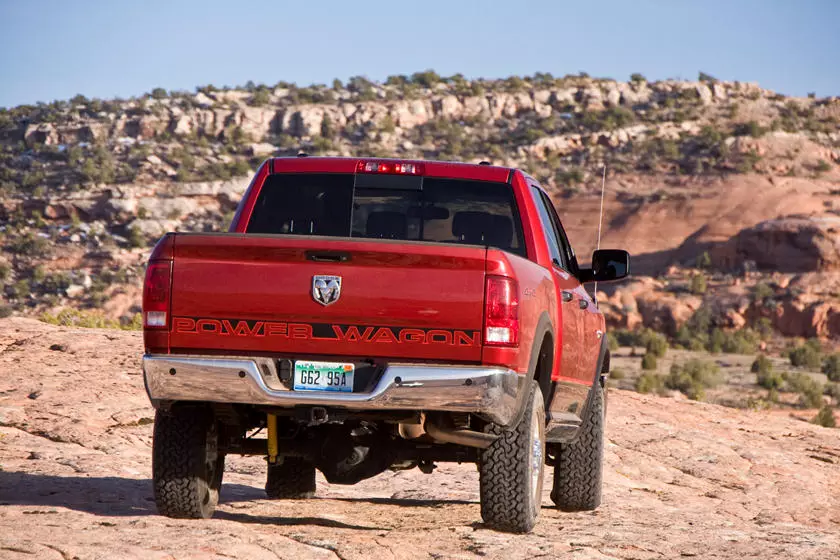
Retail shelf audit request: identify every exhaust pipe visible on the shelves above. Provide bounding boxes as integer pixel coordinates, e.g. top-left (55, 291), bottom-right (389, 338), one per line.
top-left (424, 419), bottom-right (498, 449)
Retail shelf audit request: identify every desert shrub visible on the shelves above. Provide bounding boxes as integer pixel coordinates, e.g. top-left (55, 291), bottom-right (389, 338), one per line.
top-left (0, 304), bottom-right (13, 318)
top-left (689, 272), bottom-right (707, 294)
top-left (610, 368), bottom-right (626, 380)
top-left (40, 272), bottom-right (72, 294)
top-left (641, 352), bottom-right (658, 370)
top-left (824, 382), bottom-right (840, 401)
top-left (751, 282), bottom-right (775, 303)
top-left (6, 232), bottom-right (49, 255)
top-left (636, 372), bottom-right (663, 394)
top-left (721, 328), bottom-right (760, 354)
top-left (733, 121), bottom-right (766, 138)
top-left (664, 359), bottom-right (723, 400)
top-left (812, 405), bottom-right (836, 428)
top-left (607, 331), bottom-right (619, 352)
top-left (39, 308), bottom-right (132, 329)
top-left (250, 88), bottom-right (271, 106)
top-left (757, 369), bottom-right (784, 390)
top-left (815, 159), bottom-right (832, 174)
top-left (822, 353), bottom-right (840, 382)
top-left (698, 72), bottom-right (717, 83)
top-left (630, 73), bottom-right (646, 83)
top-left (613, 328), bottom-right (644, 347)
top-left (320, 115), bottom-right (336, 137)
top-left (122, 312), bottom-right (143, 330)
top-left (707, 328), bottom-right (726, 353)
top-left (695, 251), bottom-right (712, 269)
top-left (751, 354), bottom-right (773, 375)
top-left (379, 114), bottom-right (396, 133)
top-left (645, 331), bottom-right (669, 358)
top-left (783, 371), bottom-right (825, 407)
top-left (789, 339), bottom-right (822, 370)
top-left (127, 225), bottom-right (146, 248)
top-left (555, 168), bottom-right (584, 185)
top-left (410, 70), bottom-right (441, 88)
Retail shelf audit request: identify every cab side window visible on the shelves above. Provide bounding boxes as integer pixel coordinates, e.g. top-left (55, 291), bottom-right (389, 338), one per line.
top-left (529, 186), bottom-right (566, 269)
top-left (539, 190), bottom-right (578, 274)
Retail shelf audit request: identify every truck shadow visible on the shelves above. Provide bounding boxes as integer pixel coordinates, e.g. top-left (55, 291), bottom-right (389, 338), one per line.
top-left (0, 471), bottom-right (392, 530)
top-left (330, 496), bottom-right (476, 507)
top-left (0, 471), bottom-right (263, 517)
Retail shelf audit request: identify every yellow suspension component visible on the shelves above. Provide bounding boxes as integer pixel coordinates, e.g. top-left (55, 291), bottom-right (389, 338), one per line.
top-left (267, 413), bottom-right (278, 464)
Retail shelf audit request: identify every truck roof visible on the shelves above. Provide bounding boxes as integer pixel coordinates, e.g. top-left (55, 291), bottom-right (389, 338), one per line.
top-left (270, 156), bottom-right (514, 184)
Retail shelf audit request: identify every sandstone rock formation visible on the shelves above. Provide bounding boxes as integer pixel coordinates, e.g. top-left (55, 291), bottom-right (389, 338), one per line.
top-left (0, 318), bottom-right (837, 559)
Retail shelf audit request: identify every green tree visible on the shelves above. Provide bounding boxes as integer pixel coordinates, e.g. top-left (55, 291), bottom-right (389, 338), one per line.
top-left (822, 353), bottom-right (840, 382)
top-left (320, 115), bottom-right (335, 138)
top-left (645, 332), bottom-right (669, 358)
top-left (690, 272), bottom-right (707, 294)
top-left (751, 354), bottom-right (772, 375)
top-left (789, 340), bottom-right (822, 370)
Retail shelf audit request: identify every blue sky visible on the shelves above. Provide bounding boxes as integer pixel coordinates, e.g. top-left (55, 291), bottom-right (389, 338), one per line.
top-left (1, 0), bottom-right (838, 107)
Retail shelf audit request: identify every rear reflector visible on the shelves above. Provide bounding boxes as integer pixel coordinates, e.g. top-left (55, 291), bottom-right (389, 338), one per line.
top-left (143, 260), bottom-right (172, 329)
top-left (356, 160), bottom-right (424, 175)
top-left (484, 276), bottom-right (519, 346)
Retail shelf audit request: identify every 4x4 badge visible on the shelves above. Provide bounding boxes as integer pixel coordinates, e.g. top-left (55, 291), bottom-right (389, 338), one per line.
top-left (312, 275), bottom-right (342, 306)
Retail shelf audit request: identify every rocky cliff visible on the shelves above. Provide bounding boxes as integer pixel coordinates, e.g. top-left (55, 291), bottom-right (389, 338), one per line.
top-left (1, 72), bottom-right (839, 335)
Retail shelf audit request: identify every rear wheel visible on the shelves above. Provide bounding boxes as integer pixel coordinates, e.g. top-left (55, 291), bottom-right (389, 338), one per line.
top-left (550, 382), bottom-right (605, 511)
top-left (479, 381), bottom-right (545, 533)
top-left (265, 457), bottom-right (317, 499)
top-left (153, 406), bottom-right (225, 519)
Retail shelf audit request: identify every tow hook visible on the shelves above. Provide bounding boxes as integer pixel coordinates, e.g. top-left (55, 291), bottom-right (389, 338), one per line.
top-left (310, 407), bottom-right (329, 425)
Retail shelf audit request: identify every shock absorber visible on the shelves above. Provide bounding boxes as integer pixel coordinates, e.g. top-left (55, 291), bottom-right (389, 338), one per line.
top-left (267, 413), bottom-right (278, 464)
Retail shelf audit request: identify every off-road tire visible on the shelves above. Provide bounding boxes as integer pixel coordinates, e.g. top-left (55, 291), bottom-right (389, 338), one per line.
top-left (152, 406), bottom-right (225, 519)
top-left (265, 458), bottom-right (317, 499)
top-left (550, 382), bottom-right (605, 511)
top-left (479, 381), bottom-right (545, 533)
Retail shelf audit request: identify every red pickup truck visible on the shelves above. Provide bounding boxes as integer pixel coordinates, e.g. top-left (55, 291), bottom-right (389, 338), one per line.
top-left (142, 156), bottom-right (629, 533)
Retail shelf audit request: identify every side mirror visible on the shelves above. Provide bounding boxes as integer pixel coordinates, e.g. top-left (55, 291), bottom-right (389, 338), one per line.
top-left (579, 249), bottom-right (630, 283)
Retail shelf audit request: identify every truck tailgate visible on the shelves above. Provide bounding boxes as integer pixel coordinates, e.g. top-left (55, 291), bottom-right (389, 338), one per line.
top-left (168, 234), bottom-right (486, 362)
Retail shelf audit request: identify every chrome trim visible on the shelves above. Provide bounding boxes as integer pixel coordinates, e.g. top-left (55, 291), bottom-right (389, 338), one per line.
top-left (143, 355), bottom-right (527, 426)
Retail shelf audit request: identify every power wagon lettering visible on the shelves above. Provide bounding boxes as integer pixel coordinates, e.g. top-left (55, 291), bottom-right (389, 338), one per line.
top-left (172, 317), bottom-right (479, 347)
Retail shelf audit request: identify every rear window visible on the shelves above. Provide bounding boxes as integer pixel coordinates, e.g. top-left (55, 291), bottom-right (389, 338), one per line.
top-left (247, 173), bottom-right (526, 257)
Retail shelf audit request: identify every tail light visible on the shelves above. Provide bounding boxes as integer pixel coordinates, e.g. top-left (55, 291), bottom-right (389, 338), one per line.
top-left (143, 261), bottom-right (172, 329)
top-left (484, 276), bottom-right (519, 346)
top-left (356, 160), bottom-right (424, 175)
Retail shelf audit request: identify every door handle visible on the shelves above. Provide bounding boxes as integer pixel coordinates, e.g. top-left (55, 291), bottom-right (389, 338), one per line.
top-left (561, 290), bottom-right (574, 303)
top-left (579, 299), bottom-right (589, 310)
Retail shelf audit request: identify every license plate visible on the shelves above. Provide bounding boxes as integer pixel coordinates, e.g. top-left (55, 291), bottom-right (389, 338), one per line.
top-left (293, 361), bottom-right (355, 392)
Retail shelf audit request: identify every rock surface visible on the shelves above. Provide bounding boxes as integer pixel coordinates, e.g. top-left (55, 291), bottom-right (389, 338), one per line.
top-left (711, 216), bottom-right (840, 273)
top-left (0, 318), bottom-right (838, 559)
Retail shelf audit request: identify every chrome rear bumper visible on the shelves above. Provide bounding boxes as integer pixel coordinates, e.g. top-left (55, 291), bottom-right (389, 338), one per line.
top-left (143, 354), bottom-right (527, 426)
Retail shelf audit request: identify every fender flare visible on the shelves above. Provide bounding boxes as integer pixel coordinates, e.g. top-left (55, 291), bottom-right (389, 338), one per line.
top-left (527, 312), bottom-right (556, 413)
top-left (497, 312), bottom-right (555, 430)
top-left (561, 332), bottom-right (609, 444)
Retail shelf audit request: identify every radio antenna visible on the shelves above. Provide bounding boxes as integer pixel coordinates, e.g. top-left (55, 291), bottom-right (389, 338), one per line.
top-left (593, 165), bottom-right (607, 297)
